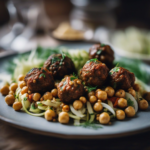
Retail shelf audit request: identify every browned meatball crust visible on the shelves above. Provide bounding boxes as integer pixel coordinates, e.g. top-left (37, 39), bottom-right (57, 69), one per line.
top-left (57, 76), bottom-right (85, 103)
top-left (24, 68), bottom-right (54, 93)
top-left (80, 59), bottom-right (109, 87)
top-left (109, 67), bottom-right (135, 90)
top-left (89, 43), bottom-right (114, 68)
top-left (43, 54), bottom-right (75, 79)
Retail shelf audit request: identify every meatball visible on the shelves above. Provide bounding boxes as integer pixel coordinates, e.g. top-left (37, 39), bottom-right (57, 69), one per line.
top-left (80, 59), bottom-right (109, 87)
top-left (109, 67), bottom-right (135, 90)
top-left (43, 54), bottom-right (75, 79)
top-left (24, 68), bottom-right (54, 93)
top-left (89, 43), bottom-right (114, 68)
top-left (57, 76), bottom-right (85, 103)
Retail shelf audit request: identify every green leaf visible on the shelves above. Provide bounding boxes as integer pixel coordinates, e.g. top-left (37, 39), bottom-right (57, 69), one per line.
top-left (96, 49), bottom-right (102, 55)
top-left (51, 57), bottom-right (60, 64)
top-left (39, 73), bottom-right (45, 78)
top-left (24, 97), bottom-right (27, 101)
top-left (77, 121), bottom-right (102, 130)
top-left (70, 72), bottom-right (78, 81)
top-left (86, 58), bottom-right (99, 64)
top-left (31, 103), bottom-right (36, 109)
top-left (85, 84), bottom-right (97, 92)
top-left (127, 98), bottom-right (134, 107)
top-left (37, 102), bottom-right (42, 106)
top-left (109, 67), bottom-right (120, 75)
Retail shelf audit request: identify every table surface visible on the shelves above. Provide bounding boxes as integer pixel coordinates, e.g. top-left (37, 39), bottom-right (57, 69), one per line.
top-left (0, 119), bottom-right (150, 150)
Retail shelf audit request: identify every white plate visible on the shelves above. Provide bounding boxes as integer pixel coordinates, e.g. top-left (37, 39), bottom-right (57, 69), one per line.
top-left (0, 43), bottom-right (150, 139)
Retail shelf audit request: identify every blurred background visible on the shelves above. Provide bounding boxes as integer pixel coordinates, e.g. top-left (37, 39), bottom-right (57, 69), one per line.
top-left (0, 0), bottom-right (150, 62)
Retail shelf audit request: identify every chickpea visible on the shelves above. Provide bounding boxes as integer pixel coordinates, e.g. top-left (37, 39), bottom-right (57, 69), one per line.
top-left (9, 90), bottom-right (14, 95)
top-left (55, 83), bottom-right (59, 88)
top-left (99, 112), bottom-right (110, 124)
top-left (89, 95), bottom-right (97, 103)
top-left (33, 93), bottom-right (41, 101)
top-left (9, 83), bottom-right (18, 92)
top-left (33, 80), bottom-right (36, 83)
top-left (116, 110), bottom-right (125, 120)
top-left (69, 81), bottom-right (73, 86)
top-left (76, 80), bottom-right (81, 84)
top-left (21, 86), bottom-right (28, 95)
top-left (105, 86), bottom-right (115, 97)
top-left (45, 109), bottom-right (56, 121)
top-left (73, 100), bottom-right (83, 110)
top-left (93, 102), bottom-right (103, 112)
top-left (95, 89), bottom-right (101, 93)
top-left (19, 81), bottom-right (26, 89)
top-left (128, 89), bottom-right (136, 97)
top-left (13, 102), bottom-right (22, 111)
top-left (115, 89), bottom-right (125, 98)
top-left (18, 74), bottom-right (25, 81)
top-left (0, 85), bottom-right (9, 96)
top-left (133, 84), bottom-right (140, 92)
top-left (43, 92), bottom-right (53, 100)
top-left (125, 106), bottom-right (135, 117)
top-left (58, 112), bottom-right (69, 124)
top-left (79, 97), bottom-right (87, 104)
top-left (143, 92), bottom-right (150, 101)
top-left (5, 95), bottom-right (15, 105)
top-left (138, 100), bottom-right (149, 110)
top-left (96, 90), bottom-right (107, 101)
top-left (51, 89), bottom-right (58, 97)
top-left (117, 98), bottom-right (127, 108)
top-left (62, 105), bottom-right (70, 112)
top-left (88, 91), bottom-right (95, 97)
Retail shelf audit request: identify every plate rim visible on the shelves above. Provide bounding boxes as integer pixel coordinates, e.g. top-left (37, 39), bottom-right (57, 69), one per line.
top-left (0, 113), bottom-right (150, 139)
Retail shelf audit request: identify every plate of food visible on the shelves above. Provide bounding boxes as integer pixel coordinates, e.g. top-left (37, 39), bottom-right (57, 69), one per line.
top-left (0, 43), bottom-right (150, 139)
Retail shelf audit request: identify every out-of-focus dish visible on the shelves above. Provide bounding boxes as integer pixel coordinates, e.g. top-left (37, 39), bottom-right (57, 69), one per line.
top-left (52, 22), bottom-right (84, 41)
top-left (111, 27), bottom-right (150, 62)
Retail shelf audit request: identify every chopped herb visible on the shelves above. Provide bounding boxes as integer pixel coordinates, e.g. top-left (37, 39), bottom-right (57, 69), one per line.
top-left (96, 49), bottom-right (102, 55)
top-left (115, 63), bottom-right (119, 67)
top-left (77, 121), bottom-right (102, 130)
top-left (42, 69), bottom-right (46, 73)
top-left (101, 43), bottom-right (105, 47)
top-left (70, 76), bottom-right (77, 81)
top-left (39, 73), bottom-right (45, 78)
top-left (51, 57), bottom-right (60, 64)
top-left (70, 72), bottom-right (78, 81)
top-left (61, 52), bottom-right (66, 60)
top-left (90, 112), bottom-right (96, 115)
top-left (27, 68), bottom-right (35, 74)
top-left (85, 84), bottom-right (97, 92)
top-left (59, 52), bottom-right (66, 66)
top-left (109, 67), bottom-right (120, 75)
top-left (139, 98), bottom-right (143, 101)
top-left (37, 102), bottom-right (42, 106)
top-left (86, 58), bottom-right (99, 64)
top-left (15, 94), bottom-right (18, 99)
top-left (31, 103), bottom-right (36, 109)
top-left (85, 71), bottom-right (89, 73)
top-left (50, 107), bottom-right (53, 110)
top-left (127, 98), bottom-right (134, 107)
top-left (61, 80), bottom-right (67, 91)
top-left (24, 97), bottom-right (27, 101)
